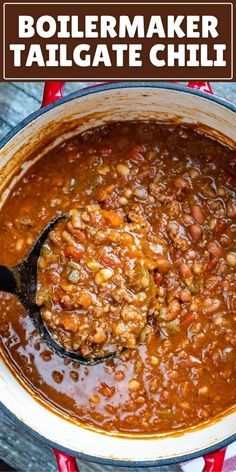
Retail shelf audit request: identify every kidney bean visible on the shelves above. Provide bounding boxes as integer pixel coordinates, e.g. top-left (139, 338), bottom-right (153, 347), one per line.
top-left (179, 288), bottom-right (192, 303)
top-left (155, 257), bottom-right (172, 274)
top-left (191, 205), bottom-right (204, 224)
top-left (227, 199), bottom-right (236, 218)
top-left (207, 241), bottom-right (222, 258)
top-left (182, 214), bottom-right (194, 226)
top-left (189, 224), bottom-right (202, 242)
top-left (214, 220), bottom-right (227, 236)
top-left (179, 263), bottom-right (193, 280)
top-left (166, 299), bottom-right (181, 321)
top-left (174, 177), bottom-right (189, 189)
top-left (203, 298), bottom-right (221, 314)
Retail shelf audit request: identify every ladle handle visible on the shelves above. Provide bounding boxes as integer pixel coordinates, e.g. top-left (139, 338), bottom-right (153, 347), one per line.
top-left (0, 265), bottom-right (17, 294)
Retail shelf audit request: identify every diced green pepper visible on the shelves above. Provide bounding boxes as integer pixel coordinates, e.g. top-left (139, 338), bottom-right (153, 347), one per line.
top-left (67, 261), bottom-right (80, 270)
top-left (68, 270), bottom-right (80, 283)
top-left (167, 323), bottom-right (180, 335)
top-left (41, 245), bottom-right (52, 256)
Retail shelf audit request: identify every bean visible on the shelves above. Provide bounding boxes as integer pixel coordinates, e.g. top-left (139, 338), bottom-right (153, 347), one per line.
top-left (129, 379), bottom-right (141, 391)
top-left (189, 168), bottom-right (199, 178)
top-left (136, 396), bottom-right (145, 405)
top-left (116, 163), bottom-right (130, 175)
top-left (214, 220), bottom-right (227, 236)
top-left (227, 199), bottom-right (236, 218)
top-left (124, 189), bottom-right (133, 198)
top-left (167, 299), bottom-right (181, 321)
top-left (133, 187), bottom-right (148, 200)
top-left (155, 257), bottom-right (171, 274)
top-left (217, 187), bottom-right (226, 197)
top-left (203, 299), bottom-right (221, 314)
top-left (95, 268), bottom-right (114, 285)
top-left (98, 384), bottom-right (115, 398)
top-left (114, 371), bottom-right (125, 381)
top-left (87, 260), bottom-right (102, 271)
top-left (179, 263), bottom-right (192, 280)
top-left (69, 371), bottom-right (79, 382)
top-left (189, 224), bottom-right (202, 242)
top-left (207, 241), bottom-right (222, 258)
top-left (40, 350), bottom-right (52, 362)
top-left (141, 274), bottom-right (150, 288)
top-left (158, 286), bottom-right (165, 297)
top-left (174, 177), bottom-right (189, 189)
top-left (93, 328), bottom-right (107, 344)
top-left (69, 209), bottom-right (84, 229)
top-left (148, 195), bottom-right (155, 203)
top-left (52, 371), bottom-right (63, 384)
top-left (179, 289), bottom-right (192, 303)
top-left (226, 252), bottom-right (236, 267)
top-left (38, 257), bottom-right (47, 269)
top-left (98, 165), bottom-right (110, 175)
top-left (149, 356), bottom-right (159, 366)
top-left (119, 197), bottom-right (128, 205)
top-left (193, 262), bottom-right (203, 274)
top-left (182, 214), bottom-right (194, 225)
top-left (192, 205), bottom-right (204, 224)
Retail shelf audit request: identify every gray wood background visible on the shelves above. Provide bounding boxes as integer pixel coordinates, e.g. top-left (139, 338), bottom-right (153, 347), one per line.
top-left (0, 82), bottom-right (235, 472)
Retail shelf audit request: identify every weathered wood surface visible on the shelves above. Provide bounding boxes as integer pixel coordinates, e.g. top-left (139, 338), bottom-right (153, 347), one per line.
top-left (0, 81), bottom-right (235, 472)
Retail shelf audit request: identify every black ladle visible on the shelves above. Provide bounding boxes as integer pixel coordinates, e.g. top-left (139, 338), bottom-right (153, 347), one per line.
top-left (0, 215), bottom-right (115, 365)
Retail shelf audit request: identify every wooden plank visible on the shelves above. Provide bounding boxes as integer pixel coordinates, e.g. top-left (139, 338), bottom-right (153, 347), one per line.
top-left (0, 118), bottom-right (12, 141)
top-left (0, 83), bottom-right (41, 127)
top-left (11, 82), bottom-right (44, 101)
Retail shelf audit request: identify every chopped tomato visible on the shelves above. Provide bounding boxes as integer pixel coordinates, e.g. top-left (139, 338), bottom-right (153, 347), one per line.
top-left (99, 253), bottom-right (120, 267)
top-left (102, 210), bottom-right (124, 228)
top-left (65, 245), bottom-right (84, 260)
top-left (180, 312), bottom-right (196, 327)
top-left (100, 148), bottom-right (112, 157)
top-left (96, 187), bottom-right (109, 202)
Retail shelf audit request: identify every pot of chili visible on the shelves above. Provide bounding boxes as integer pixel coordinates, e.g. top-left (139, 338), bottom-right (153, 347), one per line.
top-left (0, 81), bottom-right (235, 471)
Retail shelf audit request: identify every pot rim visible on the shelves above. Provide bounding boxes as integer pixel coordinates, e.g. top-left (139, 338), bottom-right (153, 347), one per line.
top-left (0, 81), bottom-right (235, 467)
top-left (0, 82), bottom-right (235, 154)
top-left (1, 399), bottom-right (236, 468)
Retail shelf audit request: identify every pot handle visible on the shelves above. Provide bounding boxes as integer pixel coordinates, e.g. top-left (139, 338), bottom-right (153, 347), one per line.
top-left (187, 81), bottom-right (213, 94)
top-left (41, 81), bottom-right (65, 107)
top-left (203, 448), bottom-right (226, 472)
top-left (41, 80), bottom-right (213, 107)
top-left (53, 449), bottom-right (80, 472)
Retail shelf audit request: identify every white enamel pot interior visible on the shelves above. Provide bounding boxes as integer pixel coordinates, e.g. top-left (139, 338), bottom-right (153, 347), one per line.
top-left (0, 83), bottom-right (236, 467)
